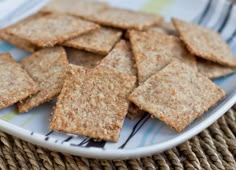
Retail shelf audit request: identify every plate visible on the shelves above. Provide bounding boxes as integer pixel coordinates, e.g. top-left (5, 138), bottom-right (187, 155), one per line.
top-left (0, 0), bottom-right (236, 159)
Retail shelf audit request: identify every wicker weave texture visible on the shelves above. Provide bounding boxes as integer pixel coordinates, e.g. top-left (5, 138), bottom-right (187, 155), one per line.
top-left (1, 106), bottom-right (236, 170)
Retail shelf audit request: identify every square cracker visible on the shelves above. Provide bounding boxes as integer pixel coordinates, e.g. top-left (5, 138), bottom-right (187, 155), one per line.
top-left (98, 40), bottom-right (143, 119)
top-left (66, 48), bottom-right (104, 68)
top-left (129, 62), bottom-right (225, 132)
top-left (197, 58), bottom-right (235, 79)
top-left (0, 53), bottom-right (39, 110)
top-left (41, 0), bottom-right (108, 19)
top-left (63, 27), bottom-right (122, 55)
top-left (0, 31), bottom-right (39, 52)
top-left (98, 40), bottom-right (136, 75)
top-left (50, 65), bottom-right (136, 142)
top-left (6, 14), bottom-right (99, 47)
top-left (146, 22), bottom-right (177, 36)
top-left (17, 47), bottom-right (68, 113)
top-left (129, 30), bottom-right (196, 83)
top-left (172, 18), bottom-right (236, 67)
top-left (87, 7), bottom-right (163, 30)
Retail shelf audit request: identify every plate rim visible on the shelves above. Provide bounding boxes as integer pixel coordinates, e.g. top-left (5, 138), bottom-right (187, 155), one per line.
top-left (0, 90), bottom-right (236, 160)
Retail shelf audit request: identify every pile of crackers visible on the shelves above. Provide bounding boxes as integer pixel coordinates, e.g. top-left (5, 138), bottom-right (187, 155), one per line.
top-left (0, 0), bottom-right (235, 142)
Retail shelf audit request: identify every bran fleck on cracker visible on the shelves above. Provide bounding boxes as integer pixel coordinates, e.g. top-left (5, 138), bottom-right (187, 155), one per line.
top-left (197, 58), bottom-right (235, 79)
top-left (41, 0), bottom-right (108, 19)
top-left (50, 65), bottom-right (136, 142)
top-left (129, 30), bottom-right (196, 83)
top-left (17, 47), bottom-right (68, 113)
top-left (129, 62), bottom-right (225, 132)
top-left (172, 18), bottom-right (236, 67)
top-left (6, 14), bottom-right (99, 47)
top-left (87, 7), bottom-right (163, 30)
top-left (64, 27), bottom-right (122, 55)
top-left (66, 48), bottom-right (104, 68)
top-left (0, 53), bottom-right (39, 110)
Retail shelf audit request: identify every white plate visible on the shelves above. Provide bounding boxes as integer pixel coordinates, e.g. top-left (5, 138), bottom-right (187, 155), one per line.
top-left (1, 0), bottom-right (236, 160)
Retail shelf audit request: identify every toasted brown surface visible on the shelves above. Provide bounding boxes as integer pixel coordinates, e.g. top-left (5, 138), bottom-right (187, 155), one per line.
top-left (66, 48), bottom-right (104, 68)
top-left (41, 0), bottom-right (108, 19)
top-left (63, 27), bottom-right (122, 55)
top-left (197, 58), bottom-right (236, 79)
top-left (0, 31), bottom-right (39, 52)
top-left (17, 47), bottom-right (68, 113)
top-left (129, 62), bottom-right (225, 132)
top-left (99, 40), bottom-right (136, 75)
top-left (172, 18), bottom-right (236, 67)
top-left (87, 7), bottom-right (163, 30)
top-left (50, 65), bottom-right (136, 142)
top-left (0, 53), bottom-right (39, 110)
top-left (129, 30), bottom-right (196, 83)
top-left (6, 14), bottom-right (99, 47)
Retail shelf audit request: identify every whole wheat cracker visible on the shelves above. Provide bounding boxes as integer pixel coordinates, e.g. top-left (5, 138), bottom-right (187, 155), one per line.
top-left (87, 7), bottom-right (163, 30)
top-left (129, 30), bottom-right (196, 83)
top-left (0, 31), bottom-right (39, 52)
top-left (98, 40), bottom-right (136, 75)
top-left (146, 22), bottom-right (177, 36)
top-left (66, 48), bottom-right (104, 68)
top-left (129, 62), bottom-right (225, 132)
top-left (172, 18), bottom-right (236, 67)
top-left (98, 40), bottom-right (143, 119)
top-left (63, 27), bottom-right (122, 55)
top-left (6, 14), bottom-right (99, 47)
top-left (50, 65), bottom-right (136, 142)
top-left (41, 0), bottom-right (108, 20)
top-left (197, 58), bottom-right (235, 79)
top-left (17, 47), bottom-right (68, 113)
top-left (0, 53), bottom-right (39, 110)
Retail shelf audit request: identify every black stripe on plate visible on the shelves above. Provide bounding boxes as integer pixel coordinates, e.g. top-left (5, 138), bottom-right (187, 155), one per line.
top-left (62, 136), bottom-right (73, 144)
top-left (45, 130), bottom-right (54, 136)
top-left (119, 114), bottom-right (150, 149)
top-left (196, 0), bottom-right (212, 24)
top-left (217, 2), bottom-right (233, 33)
top-left (85, 139), bottom-right (106, 148)
top-left (227, 29), bottom-right (236, 43)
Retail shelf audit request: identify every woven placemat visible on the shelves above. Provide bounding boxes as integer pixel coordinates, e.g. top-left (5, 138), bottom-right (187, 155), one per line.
top-left (1, 105), bottom-right (236, 170)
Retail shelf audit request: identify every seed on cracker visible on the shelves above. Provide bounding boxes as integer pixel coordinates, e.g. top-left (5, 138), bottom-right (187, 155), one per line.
top-left (99, 40), bottom-right (136, 75)
top-left (66, 48), bottom-right (104, 68)
top-left (129, 62), bottom-right (225, 132)
top-left (6, 14), bottom-right (99, 47)
top-left (0, 53), bottom-right (39, 110)
top-left (41, 0), bottom-right (108, 19)
top-left (63, 27), bottom-right (122, 55)
top-left (17, 47), bottom-right (68, 113)
top-left (129, 30), bottom-right (196, 83)
top-left (50, 65), bottom-right (136, 142)
top-left (197, 58), bottom-right (235, 79)
top-left (87, 7), bottom-right (163, 30)
top-left (172, 18), bottom-right (236, 67)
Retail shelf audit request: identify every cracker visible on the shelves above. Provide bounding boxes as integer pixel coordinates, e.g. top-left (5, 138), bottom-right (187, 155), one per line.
top-left (0, 31), bottom-right (39, 52)
top-left (129, 62), bottom-right (225, 132)
top-left (66, 48), bottom-right (104, 68)
top-left (197, 58), bottom-right (236, 79)
top-left (6, 14), bottom-right (99, 47)
top-left (50, 65), bottom-right (136, 142)
top-left (147, 22), bottom-right (177, 36)
top-left (41, 0), bottom-right (108, 19)
top-left (172, 18), bottom-right (236, 67)
top-left (129, 30), bottom-right (196, 83)
top-left (87, 7), bottom-right (163, 30)
top-left (63, 27), bottom-right (122, 55)
top-left (0, 53), bottom-right (39, 110)
top-left (127, 103), bottom-right (145, 120)
top-left (99, 40), bottom-right (136, 75)
top-left (17, 47), bottom-right (68, 113)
